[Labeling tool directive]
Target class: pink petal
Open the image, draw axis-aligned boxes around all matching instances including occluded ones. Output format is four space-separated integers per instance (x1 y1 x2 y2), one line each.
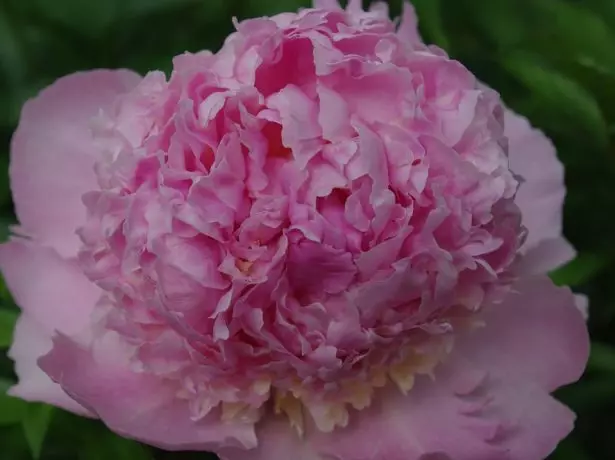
0 240 101 413
312 0 341 10
10 70 141 257
575 294 589 320
218 418 318 460
0 241 101 333
397 2 422 46
8 314 90 415
39 333 258 451
505 110 574 270
222 276 587 460
515 237 576 276
456 275 588 393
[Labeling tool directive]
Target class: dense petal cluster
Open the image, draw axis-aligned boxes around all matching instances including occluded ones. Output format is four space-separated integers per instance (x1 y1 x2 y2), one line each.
0 1 588 459
74 0 523 431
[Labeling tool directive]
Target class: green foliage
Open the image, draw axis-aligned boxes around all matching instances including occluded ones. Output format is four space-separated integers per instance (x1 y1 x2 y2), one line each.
78 425 152 460
22 404 55 459
409 0 449 49
503 54 608 149
0 382 28 426
0 0 615 459
551 253 611 287
0 309 17 348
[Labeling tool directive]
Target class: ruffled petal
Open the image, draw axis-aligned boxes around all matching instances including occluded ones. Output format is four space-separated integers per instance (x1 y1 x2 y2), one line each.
39 332 258 451
10 70 140 257
222 276 588 460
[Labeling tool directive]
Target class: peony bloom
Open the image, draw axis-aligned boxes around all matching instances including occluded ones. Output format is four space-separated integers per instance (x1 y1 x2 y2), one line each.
1 1 588 459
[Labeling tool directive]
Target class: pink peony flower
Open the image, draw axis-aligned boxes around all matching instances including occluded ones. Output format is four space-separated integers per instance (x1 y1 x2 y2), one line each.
0 1 588 459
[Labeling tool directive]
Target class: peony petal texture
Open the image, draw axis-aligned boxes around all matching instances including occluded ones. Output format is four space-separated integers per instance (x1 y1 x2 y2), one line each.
9 70 140 257
39 333 258 451
505 110 575 271
0 2 589 459
220 276 588 460
0 241 101 414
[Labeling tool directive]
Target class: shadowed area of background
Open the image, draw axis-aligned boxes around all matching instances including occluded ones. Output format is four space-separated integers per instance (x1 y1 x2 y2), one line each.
1 0 614 459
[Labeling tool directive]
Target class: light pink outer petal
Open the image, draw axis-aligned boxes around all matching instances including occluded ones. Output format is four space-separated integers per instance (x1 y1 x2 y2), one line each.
218 418 319 460
8 314 90 415
0 240 102 415
38 332 258 451
10 70 140 258
505 110 575 271
312 0 341 10
575 294 589 320
221 276 588 460
397 2 422 46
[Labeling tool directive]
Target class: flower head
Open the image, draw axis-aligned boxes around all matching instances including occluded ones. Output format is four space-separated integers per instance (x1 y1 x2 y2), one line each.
1 1 588 459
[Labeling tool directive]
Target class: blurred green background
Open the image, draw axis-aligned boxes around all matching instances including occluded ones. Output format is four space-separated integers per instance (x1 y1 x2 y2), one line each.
1 0 614 458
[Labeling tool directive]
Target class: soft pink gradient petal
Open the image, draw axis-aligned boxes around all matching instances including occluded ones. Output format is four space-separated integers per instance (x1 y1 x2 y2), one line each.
312 0 341 10
575 294 589 319
0 241 101 414
505 110 575 271
10 70 140 257
0 241 101 332
515 237 576 276
218 418 319 460
8 314 90 415
221 276 588 460
39 333 258 452
397 2 422 46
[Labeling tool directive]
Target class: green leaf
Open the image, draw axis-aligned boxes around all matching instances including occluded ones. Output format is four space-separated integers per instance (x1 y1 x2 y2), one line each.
0 424 30 460
79 430 152 460
457 0 526 50
409 0 450 50
0 309 18 348
0 153 10 208
25 0 120 38
502 55 608 149
530 0 615 76
125 0 203 16
0 5 27 87
550 252 610 287
550 435 591 460
588 342 615 375
21 404 54 459
241 0 309 17
559 377 615 411
0 217 16 244
0 380 27 426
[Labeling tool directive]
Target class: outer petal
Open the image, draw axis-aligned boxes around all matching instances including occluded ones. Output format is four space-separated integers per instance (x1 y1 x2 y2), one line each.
10 70 141 257
221 276 588 460
8 314 90 415
218 418 319 460
505 110 575 271
312 0 341 9
515 237 576 276
39 332 258 452
397 2 422 46
0 240 101 414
